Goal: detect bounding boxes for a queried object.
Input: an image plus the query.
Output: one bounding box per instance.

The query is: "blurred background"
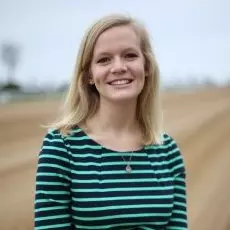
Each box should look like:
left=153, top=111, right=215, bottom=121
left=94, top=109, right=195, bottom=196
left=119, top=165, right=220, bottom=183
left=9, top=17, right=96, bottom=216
left=0, top=0, right=230, bottom=229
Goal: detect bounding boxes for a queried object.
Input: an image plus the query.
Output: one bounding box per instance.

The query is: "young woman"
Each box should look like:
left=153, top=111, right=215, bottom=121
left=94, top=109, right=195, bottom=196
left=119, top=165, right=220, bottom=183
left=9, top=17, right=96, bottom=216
left=34, top=13, right=188, bottom=230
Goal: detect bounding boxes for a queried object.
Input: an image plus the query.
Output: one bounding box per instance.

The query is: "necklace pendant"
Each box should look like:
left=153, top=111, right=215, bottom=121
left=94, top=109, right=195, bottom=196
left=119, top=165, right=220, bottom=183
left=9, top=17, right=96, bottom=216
left=126, top=165, right=132, bottom=173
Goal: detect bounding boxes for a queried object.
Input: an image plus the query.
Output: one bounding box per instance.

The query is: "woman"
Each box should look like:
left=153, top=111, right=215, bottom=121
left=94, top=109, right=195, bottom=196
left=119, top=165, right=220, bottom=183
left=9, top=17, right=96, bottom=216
left=34, top=13, right=188, bottom=230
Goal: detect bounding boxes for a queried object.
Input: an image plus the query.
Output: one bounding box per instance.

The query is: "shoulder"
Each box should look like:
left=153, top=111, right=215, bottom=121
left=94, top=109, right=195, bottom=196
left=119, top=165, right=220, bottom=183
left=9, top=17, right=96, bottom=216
left=160, top=132, right=186, bottom=176
left=37, top=128, right=72, bottom=175
left=39, top=126, right=86, bottom=153
left=41, top=128, right=65, bottom=146
left=42, top=126, right=83, bottom=143
left=39, top=128, right=70, bottom=158
left=161, top=132, right=180, bottom=150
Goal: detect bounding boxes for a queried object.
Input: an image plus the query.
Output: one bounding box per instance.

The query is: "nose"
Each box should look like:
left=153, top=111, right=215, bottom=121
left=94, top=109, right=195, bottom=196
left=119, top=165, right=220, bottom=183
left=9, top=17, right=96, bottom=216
left=110, top=57, right=127, bottom=74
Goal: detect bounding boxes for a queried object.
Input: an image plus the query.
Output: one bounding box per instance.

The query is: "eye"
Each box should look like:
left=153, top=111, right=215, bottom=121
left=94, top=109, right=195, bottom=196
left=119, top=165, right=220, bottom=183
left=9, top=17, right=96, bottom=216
left=124, top=53, right=138, bottom=60
left=97, top=57, right=110, bottom=64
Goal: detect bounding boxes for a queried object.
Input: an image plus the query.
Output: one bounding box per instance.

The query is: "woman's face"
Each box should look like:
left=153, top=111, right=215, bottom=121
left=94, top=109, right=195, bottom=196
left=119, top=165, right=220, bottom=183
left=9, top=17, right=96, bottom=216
left=90, top=25, right=146, bottom=104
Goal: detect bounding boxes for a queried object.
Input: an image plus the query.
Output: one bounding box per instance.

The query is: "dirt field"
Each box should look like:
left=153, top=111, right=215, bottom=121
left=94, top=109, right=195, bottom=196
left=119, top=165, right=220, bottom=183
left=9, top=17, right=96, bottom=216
left=0, top=87, right=230, bottom=230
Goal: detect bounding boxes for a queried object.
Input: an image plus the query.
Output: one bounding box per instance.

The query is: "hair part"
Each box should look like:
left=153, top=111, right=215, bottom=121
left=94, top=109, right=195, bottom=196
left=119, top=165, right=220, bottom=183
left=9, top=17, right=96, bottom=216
left=48, top=13, right=164, bottom=145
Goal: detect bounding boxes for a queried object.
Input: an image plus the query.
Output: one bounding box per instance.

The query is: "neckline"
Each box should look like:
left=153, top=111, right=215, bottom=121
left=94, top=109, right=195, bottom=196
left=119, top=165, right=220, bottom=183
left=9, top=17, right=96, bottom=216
left=75, top=126, right=146, bottom=154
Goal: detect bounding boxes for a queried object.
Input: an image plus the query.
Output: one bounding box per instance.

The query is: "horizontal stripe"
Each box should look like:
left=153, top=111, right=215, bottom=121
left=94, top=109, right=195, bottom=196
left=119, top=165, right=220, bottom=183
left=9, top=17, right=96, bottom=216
left=35, top=223, right=71, bottom=230
left=35, top=205, right=68, bottom=213
left=35, top=214, right=70, bottom=222
left=174, top=185, right=186, bottom=190
left=146, top=141, right=173, bottom=150
left=75, top=221, right=167, bottom=229
left=36, top=190, right=70, bottom=195
left=69, top=128, right=83, bottom=134
left=72, top=152, right=145, bottom=158
left=72, top=203, right=173, bottom=212
left=35, top=199, right=70, bottom=204
left=69, top=144, right=102, bottom=150
left=36, top=181, right=69, bottom=186
left=174, top=201, right=187, bottom=208
left=36, top=172, right=71, bottom=181
left=39, top=154, right=70, bottom=163
left=176, top=176, right=186, bottom=182
left=72, top=177, right=172, bottom=183
left=175, top=193, right=186, bottom=199
left=168, top=218, right=187, bottom=223
left=140, top=227, right=154, bottom=230
left=38, top=163, right=70, bottom=172
left=71, top=161, right=149, bottom=166
left=73, top=194, right=173, bottom=202
left=67, top=135, right=90, bottom=141
left=41, top=146, right=68, bottom=153
left=172, top=162, right=184, bottom=172
left=171, top=210, right=187, bottom=215
left=44, top=138, right=64, bottom=143
left=69, top=169, right=169, bottom=175
left=69, top=151, right=175, bottom=159
left=73, top=212, right=169, bottom=221
left=69, top=161, right=174, bottom=167
left=148, top=148, right=179, bottom=159
left=166, top=227, right=187, bottom=230
left=167, top=154, right=182, bottom=164
left=71, top=186, right=173, bottom=193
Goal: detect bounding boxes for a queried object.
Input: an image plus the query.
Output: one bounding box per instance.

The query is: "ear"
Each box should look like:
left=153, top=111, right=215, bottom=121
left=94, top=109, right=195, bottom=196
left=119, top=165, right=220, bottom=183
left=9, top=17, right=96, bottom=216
left=89, top=78, right=94, bottom=85
left=87, top=68, right=94, bottom=85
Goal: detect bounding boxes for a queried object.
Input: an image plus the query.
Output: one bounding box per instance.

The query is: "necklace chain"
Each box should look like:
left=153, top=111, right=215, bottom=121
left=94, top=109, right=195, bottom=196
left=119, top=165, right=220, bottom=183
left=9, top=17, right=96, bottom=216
left=121, top=152, right=133, bottom=173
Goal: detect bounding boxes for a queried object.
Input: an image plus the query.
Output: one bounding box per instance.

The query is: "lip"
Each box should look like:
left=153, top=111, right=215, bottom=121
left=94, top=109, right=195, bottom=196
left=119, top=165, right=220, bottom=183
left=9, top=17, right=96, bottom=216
left=107, top=79, right=134, bottom=88
left=107, top=78, right=134, bottom=85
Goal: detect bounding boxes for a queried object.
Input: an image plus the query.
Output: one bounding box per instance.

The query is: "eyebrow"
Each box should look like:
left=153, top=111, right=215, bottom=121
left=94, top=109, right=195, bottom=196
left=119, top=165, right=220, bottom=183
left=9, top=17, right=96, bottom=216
left=95, top=52, right=110, bottom=57
left=95, top=47, right=139, bottom=57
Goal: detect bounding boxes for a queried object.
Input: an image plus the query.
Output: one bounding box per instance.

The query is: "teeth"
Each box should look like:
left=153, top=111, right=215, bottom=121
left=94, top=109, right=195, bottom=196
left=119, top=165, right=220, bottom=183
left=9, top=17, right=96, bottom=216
left=110, top=79, right=131, bottom=85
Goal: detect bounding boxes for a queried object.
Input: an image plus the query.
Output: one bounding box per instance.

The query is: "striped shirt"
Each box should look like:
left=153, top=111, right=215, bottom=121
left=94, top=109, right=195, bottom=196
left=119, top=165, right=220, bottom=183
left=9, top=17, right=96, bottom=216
left=34, top=127, right=188, bottom=230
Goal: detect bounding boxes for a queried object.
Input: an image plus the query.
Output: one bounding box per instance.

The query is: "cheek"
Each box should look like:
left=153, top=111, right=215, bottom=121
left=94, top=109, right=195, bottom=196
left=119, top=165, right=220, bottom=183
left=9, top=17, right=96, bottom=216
left=133, top=62, right=146, bottom=79
left=91, top=67, right=106, bottom=89
left=91, top=67, right=101, bottom=82
left=94, top=75, right=103, bottom=87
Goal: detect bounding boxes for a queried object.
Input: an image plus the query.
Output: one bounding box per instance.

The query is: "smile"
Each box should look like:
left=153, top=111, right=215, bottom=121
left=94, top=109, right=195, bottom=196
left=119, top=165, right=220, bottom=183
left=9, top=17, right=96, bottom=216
left=108, top=79, right=133, bottom=85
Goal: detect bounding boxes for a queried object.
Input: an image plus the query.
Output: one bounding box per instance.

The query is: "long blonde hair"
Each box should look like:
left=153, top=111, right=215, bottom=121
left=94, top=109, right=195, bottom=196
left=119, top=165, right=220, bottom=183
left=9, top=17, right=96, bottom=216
left=50, top=13, right=163, bottom=145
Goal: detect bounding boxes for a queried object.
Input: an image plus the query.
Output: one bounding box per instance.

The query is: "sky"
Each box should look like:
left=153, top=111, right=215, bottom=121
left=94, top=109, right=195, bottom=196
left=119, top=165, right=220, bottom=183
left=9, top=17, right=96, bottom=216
left=0, top=0, right=230, bottom=88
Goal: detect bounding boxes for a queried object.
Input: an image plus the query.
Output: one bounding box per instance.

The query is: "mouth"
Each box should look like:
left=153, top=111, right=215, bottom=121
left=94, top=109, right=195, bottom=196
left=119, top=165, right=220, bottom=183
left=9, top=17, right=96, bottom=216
left=108, top=79, right=133, bottom=85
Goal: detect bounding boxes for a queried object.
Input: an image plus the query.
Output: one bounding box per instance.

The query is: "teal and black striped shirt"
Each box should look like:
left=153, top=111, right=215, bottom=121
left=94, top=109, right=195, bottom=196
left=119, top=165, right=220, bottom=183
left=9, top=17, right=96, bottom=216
left=34, top=127, right=188, bottom=230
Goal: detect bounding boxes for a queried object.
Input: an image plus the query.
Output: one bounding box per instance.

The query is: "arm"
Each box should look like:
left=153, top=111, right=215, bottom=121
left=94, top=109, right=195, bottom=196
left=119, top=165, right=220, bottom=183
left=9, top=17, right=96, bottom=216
left=166, top=173, right=188, bottom=230
left=34, top=129, right=72, bottom=230
left=166, top=135, right=188, bottom=230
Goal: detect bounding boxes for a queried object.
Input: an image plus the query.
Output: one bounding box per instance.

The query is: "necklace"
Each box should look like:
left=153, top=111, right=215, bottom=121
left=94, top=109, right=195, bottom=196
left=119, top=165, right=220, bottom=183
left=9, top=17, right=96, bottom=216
left=121, top=152, right=133, bottom=173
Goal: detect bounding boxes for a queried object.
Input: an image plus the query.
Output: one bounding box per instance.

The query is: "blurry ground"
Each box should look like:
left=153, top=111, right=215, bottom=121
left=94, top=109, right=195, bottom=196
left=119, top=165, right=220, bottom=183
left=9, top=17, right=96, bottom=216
left=0, top=87, right=230, bottom=230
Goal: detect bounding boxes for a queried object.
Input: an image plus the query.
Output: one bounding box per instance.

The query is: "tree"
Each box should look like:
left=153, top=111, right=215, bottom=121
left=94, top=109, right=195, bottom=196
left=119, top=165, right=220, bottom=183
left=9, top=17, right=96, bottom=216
left=202, top=75, right=216, bottom=87
left=1, top=43, right=21, bottom=84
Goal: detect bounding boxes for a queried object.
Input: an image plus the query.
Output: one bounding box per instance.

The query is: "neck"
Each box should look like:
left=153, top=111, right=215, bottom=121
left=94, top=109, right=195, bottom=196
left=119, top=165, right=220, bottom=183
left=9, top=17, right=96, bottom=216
left=89, top=99, right=139, bottom=134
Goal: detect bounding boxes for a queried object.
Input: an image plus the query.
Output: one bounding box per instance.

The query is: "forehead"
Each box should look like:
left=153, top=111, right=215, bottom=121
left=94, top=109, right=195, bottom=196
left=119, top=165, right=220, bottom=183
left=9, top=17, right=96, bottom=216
left=93, top=25, right=141, bottom=54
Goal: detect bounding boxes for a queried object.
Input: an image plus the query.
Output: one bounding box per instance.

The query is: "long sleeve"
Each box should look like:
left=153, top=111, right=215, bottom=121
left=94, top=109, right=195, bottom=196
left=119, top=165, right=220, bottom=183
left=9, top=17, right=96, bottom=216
left=34, top=129, right=73, bottom=230
left=166, top=135, right=188, bottom=230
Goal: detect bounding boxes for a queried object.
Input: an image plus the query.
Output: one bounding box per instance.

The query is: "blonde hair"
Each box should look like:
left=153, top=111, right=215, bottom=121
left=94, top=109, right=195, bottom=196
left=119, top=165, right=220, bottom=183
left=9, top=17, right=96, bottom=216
left=50, top=13, right=163, bottom=145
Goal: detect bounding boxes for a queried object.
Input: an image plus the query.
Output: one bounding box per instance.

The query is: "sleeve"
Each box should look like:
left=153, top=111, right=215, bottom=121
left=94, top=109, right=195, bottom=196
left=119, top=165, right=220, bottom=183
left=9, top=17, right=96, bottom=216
left=165, top=134, right=188, bottom=230
left=34, top=129, right=73, bottom=230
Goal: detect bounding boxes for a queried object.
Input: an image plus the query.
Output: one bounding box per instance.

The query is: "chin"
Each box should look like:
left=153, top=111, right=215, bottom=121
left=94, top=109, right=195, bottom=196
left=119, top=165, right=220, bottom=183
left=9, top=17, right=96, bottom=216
left=108, top=93, right=139, bottom=103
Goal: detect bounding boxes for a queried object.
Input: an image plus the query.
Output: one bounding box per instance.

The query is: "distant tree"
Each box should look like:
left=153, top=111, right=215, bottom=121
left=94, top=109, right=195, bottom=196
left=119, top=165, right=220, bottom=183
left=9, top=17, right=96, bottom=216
left=226, top=80, right=230, bottom=88
left=1, top=82, right=21, bottom=91
left=202, top=75, right=216, bottom=87
left=57, top=82, right=69, bottom=92
left=227, top=77, right=230, bottom=87
left=1, top=43, right=21, bottom=84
